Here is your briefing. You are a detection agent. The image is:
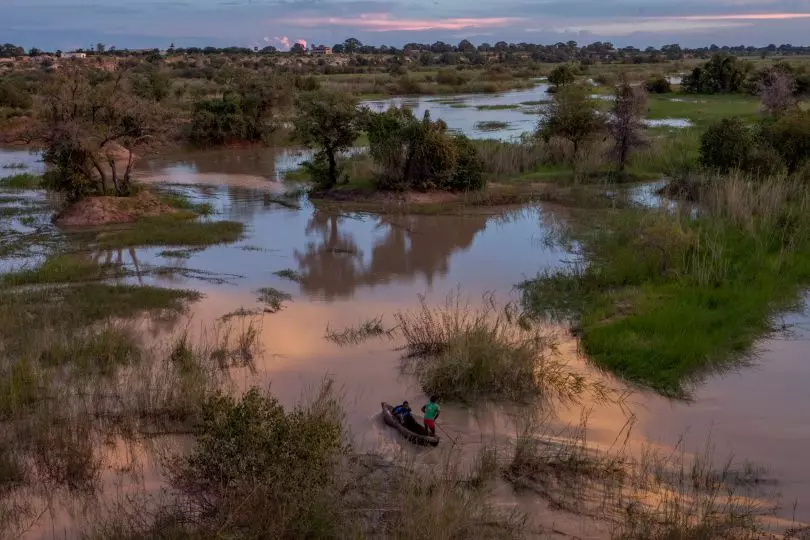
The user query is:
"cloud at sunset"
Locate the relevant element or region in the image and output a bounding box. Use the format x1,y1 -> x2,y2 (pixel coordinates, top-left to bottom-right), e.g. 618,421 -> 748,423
281,14 -> 517,32
3,0 -> 810,49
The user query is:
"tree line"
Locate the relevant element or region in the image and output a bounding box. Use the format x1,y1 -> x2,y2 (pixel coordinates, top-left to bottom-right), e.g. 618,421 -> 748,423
5,39 -> 810,63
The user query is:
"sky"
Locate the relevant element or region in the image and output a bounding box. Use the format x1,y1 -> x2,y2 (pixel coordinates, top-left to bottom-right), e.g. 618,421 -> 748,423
3,0 -> 810,51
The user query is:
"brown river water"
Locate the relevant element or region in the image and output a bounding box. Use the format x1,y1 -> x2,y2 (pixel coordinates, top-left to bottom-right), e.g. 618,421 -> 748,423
3,145 -> 810,537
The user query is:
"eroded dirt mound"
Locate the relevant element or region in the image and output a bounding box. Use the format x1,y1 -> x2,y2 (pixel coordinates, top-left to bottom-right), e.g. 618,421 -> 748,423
53,191 -> 176,227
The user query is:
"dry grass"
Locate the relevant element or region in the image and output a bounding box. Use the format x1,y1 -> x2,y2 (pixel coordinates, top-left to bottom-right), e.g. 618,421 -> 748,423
396,291 -> 614,404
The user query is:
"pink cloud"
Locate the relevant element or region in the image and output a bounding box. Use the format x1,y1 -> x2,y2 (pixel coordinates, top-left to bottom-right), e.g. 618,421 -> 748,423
664,12 -> 810,21
296,39 -> 308,48
282,13 -> 516,32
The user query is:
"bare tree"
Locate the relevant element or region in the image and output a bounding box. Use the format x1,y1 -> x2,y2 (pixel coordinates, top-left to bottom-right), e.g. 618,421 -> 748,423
34,65 -> 167,200
607,74 -> 648,174
760,70 -> 797,118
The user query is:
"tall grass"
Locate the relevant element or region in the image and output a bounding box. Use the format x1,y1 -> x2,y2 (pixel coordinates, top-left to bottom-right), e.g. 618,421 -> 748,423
522,173 -> 810,396
502,415 -> 772,539
396,291 -> 612,404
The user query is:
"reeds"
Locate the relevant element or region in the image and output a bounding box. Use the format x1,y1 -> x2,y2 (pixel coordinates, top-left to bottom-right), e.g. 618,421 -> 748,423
396,291 -> 611,404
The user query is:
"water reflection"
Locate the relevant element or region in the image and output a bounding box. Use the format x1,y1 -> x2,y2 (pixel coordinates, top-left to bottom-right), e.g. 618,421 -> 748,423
294,211 -> 488,301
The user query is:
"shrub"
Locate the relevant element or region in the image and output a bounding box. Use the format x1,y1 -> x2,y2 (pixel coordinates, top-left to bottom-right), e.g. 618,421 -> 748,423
0,80 -> 33,110
645,75 -> 672,94
548,65 -> 576,89
699,117 -> 756,173
594,73 -> 617,87
365,107 -> 486,192
168,383 -> 346,537
761,110 -> 810,173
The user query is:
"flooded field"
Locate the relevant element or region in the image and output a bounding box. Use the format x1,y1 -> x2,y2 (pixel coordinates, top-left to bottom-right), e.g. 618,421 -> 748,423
0,80 -> 808,536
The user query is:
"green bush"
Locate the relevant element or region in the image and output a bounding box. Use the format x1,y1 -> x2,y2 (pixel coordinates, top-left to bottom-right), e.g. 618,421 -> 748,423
0,80 -> 32,110
761,110 -> 810,173
645,76 -> 672,94
170,384 -> 345,537
365,107 -> 486,192
683,54 -> 749,94
699,117 -> 757,173
548,65 -> 576,89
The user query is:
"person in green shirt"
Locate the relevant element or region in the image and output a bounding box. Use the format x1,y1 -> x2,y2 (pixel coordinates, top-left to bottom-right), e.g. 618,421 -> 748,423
421,396 -> 440,436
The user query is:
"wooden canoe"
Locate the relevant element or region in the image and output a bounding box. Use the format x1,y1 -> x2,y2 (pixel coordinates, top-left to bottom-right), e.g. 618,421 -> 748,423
381,402 -> 440,447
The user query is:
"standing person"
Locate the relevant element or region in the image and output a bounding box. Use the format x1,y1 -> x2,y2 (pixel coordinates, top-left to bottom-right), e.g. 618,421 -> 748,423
421,396 -> 440,436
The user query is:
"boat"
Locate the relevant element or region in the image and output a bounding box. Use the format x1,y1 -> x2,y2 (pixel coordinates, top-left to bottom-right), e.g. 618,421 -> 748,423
381,402 -> 440,447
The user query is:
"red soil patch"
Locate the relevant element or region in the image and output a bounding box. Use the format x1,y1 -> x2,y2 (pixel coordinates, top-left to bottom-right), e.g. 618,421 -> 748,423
53,191 -> 177,227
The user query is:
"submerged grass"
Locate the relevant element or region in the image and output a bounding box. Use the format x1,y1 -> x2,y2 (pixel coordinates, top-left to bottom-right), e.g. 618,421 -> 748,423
324,316 -> 391,346
1,253 -> 126,285
274,268 -> 304,283
95,216 -> 244,248
256,287 -> 292,313
0,173 -> 42,189
522,174 -> 810,396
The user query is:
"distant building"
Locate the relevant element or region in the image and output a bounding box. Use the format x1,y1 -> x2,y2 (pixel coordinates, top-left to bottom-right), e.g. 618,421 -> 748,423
311,45 -> 333,56
62,52 -> 87,59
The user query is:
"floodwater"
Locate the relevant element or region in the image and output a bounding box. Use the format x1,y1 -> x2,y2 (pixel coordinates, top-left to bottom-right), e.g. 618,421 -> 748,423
2,100 -> 810,536
361,81 -> 691,140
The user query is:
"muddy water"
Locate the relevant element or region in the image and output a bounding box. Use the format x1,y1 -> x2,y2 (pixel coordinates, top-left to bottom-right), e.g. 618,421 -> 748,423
108,150 -> 810,526
5,144 -> 810,535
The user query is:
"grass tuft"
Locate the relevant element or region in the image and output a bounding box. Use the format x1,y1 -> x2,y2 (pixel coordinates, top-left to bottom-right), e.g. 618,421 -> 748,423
0,173 -> 42,189
96,217 -> 244,248
256,287 -> 292,313
324,316 -> 392,346
274,268 -> 304,283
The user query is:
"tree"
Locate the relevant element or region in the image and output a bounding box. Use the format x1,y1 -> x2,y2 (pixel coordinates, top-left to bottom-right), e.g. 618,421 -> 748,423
0,80 -> 33,109
35,66 -> 166,200
760,70 -> 797,118
290,43 -> 307,55
683,54 -> 748,94
762,111 -> 810,173
365,107 -> 484,192
344,38 -> 362,54
260,45 -> 277,54
607,75 -> 647,173
537,85 -> 603,175
293,91 -> 360,189
699,117 -> 756,173
132,68 -> 171,102
96,43 -> 106,54
28,48 -> 42,57
547,65 -> 576,90
457,39 -> 475,53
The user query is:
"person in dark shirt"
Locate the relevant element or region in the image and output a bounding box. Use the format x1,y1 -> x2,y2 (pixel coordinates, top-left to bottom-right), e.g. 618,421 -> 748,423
391,401 -> 411,421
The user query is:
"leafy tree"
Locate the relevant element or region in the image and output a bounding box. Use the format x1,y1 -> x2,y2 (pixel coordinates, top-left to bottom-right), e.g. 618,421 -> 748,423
682,54 -> 749,94
547,65 -> 576,90
607,75 -> 647,173
132,68 -> 171,102
290,43 -> 307,55
365,107 -> 484,192
0,43 -> 25,57
537,85 -> 603,174
457,39 -> 475,53
344,38 -> 362,54
699,117 -> 756,173
293,91 -> 360,189
35,66 -> 166,200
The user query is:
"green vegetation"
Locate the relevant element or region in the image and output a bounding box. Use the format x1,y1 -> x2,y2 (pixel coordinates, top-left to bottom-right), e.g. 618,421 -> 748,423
475,104 -> 519,111
95,216 -> 243,248
325,316 -> 389,346
256,287 -> 292,312
294,90 -> 361,188
647,94 -> 760,128
474,120 -> 509,132
366,107 -> 485,192
395,292 -> 607,403
274,268 -> 304,282
1,254 -> 126,285
0,173 -> 42,189
523,175 -> 810,396
159,191 -> 215,215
